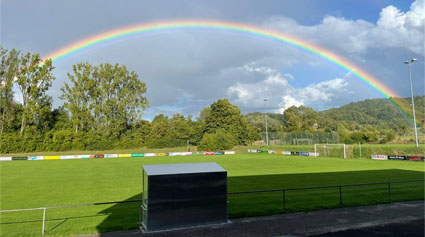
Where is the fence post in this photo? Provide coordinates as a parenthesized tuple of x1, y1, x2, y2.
(388, 183, 391, 202)
(42, 208, 46, 236)
(282, 190, 286, 209)
(339, 186, 342, 205)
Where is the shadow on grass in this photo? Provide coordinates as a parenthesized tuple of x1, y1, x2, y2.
(95, 169, 424, 234)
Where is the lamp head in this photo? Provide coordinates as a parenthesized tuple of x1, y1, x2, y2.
(404, 61, 409, 64)
(411, 58, 418, 62)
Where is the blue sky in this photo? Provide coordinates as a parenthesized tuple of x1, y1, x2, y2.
(1, 0, 424, 120)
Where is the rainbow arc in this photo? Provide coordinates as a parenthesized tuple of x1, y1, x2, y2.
(41, 20, 421, 127)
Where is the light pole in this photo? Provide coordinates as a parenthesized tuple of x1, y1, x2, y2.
(264, 99, 269, 146)
(404, 58, 419, 148)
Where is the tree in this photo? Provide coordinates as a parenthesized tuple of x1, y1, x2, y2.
(283, 106, 319, 132)
(61, 62, 148, 136)
(203, 99, 257, 145)
(60, 62, 94, 133)
(198, 129, 237, 151)
(0, 46, 20, 133)
(14, 52, 54, 136)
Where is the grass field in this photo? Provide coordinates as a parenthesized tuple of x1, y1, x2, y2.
(0, 154, 424, 236)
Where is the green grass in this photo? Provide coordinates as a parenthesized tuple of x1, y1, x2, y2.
(0, 154, 424, 236)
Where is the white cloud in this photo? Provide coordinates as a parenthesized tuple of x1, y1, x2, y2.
(265, 0, 424, 56)
(227, 65, 349, 113)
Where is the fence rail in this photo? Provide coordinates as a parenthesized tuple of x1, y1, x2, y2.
(1, 179, 423, 235)
(229, 179, 424, 208)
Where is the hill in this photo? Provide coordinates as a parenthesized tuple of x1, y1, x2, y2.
(245, 96, 425, 135)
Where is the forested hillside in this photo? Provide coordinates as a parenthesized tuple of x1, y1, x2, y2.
(245, 96, 425, 144)
(320, 97, 424, 131)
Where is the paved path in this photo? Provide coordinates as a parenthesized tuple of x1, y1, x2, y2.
(82, 200, 424, 237)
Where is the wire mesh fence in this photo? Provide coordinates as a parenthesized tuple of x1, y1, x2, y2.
(259, 132, 340, 145)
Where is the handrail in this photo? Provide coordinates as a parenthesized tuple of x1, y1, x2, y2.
(228, 179, 424, 194)
(0, 199, 142, 213)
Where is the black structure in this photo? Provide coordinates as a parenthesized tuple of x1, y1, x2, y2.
(141, 162, 228, 232)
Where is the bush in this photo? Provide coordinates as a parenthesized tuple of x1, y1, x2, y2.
(198, 130, 237, 151)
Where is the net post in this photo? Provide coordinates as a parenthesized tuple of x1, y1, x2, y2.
(42, 208, 46, 235)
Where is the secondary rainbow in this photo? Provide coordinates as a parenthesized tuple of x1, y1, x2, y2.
(42, 20, 417, 123)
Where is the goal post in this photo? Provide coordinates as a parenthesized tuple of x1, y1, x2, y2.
(314, 144, 346, 159)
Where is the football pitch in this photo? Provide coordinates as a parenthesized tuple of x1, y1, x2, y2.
(1, 154, 424, 236)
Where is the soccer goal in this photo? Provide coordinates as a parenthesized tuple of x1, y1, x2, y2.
(314, 144, 346, 159)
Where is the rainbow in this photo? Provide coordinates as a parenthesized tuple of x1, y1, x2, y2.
(42, 20, 419, 125)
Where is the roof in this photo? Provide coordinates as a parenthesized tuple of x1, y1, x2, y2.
(143, 162, 226, 176)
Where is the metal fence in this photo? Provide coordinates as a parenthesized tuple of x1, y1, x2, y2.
(259, 132, 340, 145)
(1, 179, 423, 235)
(229, 179, 424, 209)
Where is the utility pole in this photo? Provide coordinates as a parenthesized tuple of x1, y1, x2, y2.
(264, 99, 269, 146)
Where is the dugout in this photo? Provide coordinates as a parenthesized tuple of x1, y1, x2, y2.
(141, 162, 228, 232)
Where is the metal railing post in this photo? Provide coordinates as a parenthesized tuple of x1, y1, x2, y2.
(388, 183, 391, 202)
(42, 208, 46, 235)
(339, 186, 342, 205)
(282, 190, 286, 209)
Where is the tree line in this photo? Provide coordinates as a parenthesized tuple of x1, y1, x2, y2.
(0, 46, 258, 153)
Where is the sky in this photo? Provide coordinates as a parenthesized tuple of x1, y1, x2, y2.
(1, 0, 424, 120)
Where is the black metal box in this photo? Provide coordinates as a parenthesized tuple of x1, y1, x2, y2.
(141, 162, 228, 232)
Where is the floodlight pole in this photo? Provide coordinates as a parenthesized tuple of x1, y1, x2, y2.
(264, 99, 269, 146)
(405, 59, 419, 148)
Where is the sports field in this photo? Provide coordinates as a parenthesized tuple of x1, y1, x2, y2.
(1, 154, 424, 236)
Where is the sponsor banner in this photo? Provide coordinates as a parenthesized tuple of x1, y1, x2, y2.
(308, 152, 319, 157)
(224, 151, 235, 155)
(299, 152, 309, 156)
(214, 152, 224, 155)
(169, 152, 182, 156)
(90, 155, 95, 158)
(0, 157, 12, 161)
(407, 156, 424, 161)
(59, 155, 75, 160)
(204, 152, 215, 155)
(282, 151, 291, 155)
(104, 154, 118, 158)
(248, 149, 257, 153)
(44, 156, 60, 160)
(12, 156, 28, 161)
(257, 150, 263, 153)
(262, 150, 268, 154)
(144, 153, 156, 157)
(131, 153, 144, 157)
(192, 152, 203, 156)
(268, 150, 275, 154)
(77, 155, 91, 159)
(12, 156, 27, 161)
(181, 152, 193, 156)
(388, 155, 407, 160)
(118, 154, 131, 158)
(291, 151, 300, 155)
(371, 155, 388, 160)
(156, 153, 166, 157)
(28, 156, 45, 160)
(94, 154, 104, 158)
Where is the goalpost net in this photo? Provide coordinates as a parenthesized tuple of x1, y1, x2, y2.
(314, 144, 346, 159)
